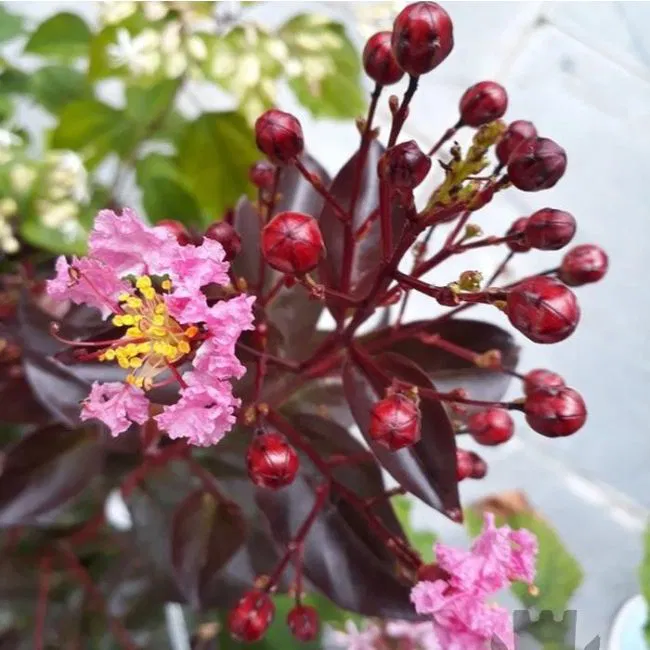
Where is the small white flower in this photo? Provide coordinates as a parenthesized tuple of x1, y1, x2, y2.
(0, 218, 19, 254)
(164, 51, 188, 79)
(187, 35, 208, 61)
(142, 1, 168, 22)
(0, 198, 17, 218)
(0, 128, 21, 149)
(47, 151, 90, 204)
(10, 164, 37, 194)
(39, 200, 79, 229)
(100, 1, 137, 25)
(160, 21, 182, 55)
(107, 28, 161, 77)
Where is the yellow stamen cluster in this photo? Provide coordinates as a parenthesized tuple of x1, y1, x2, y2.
(98, 275, 198, 390)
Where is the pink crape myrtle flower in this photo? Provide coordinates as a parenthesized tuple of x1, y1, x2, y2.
(410, 513, 538, 650)
(328, 621, 385, 650)
(47, 208, 254, 446)
(385, 620, 439, 649)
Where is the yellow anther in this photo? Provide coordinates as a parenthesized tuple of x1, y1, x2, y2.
(152, 314, 165, 327)
(141, 287, 156, 300)
(154, 303, 166, 315)
(118, 292, 130, 302)
(121, 314, 135, 326)
(153, 341, 167, 355)
(112, 315, 124, 326)
(126, 326, 141, 338)
(103, 349, 116, 361)
(161, 279, 172, 290)
(125, 343, 138, 356)
(138, 342, 152, 354)
(129, 357, 143, 369)
(126, 297, 142, 309)
(118, 357, 131, 369)
(150, 326, 166, 338)
(178, 340, 190, 354)
(165, 344, 178, 359)
(185, 326, 199, 338)
(136, 276, 152, 289)
(126, 374, 145, 388)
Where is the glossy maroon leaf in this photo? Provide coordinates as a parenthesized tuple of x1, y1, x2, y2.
(171, 489, 246, 608)
(343, 352, 460, 517)
(257, 478, 419, 620)
(0, 426, 103, 526)
(318, 140, 407, 300)
(366, 318, 520, 409)
(283, 377, 355, 430)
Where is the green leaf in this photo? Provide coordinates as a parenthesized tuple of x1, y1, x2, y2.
(136, 153, 203, 226)
(24, 13, 91, 61)
(640, 521, 650, 643)
(0, 6, 24, 44)
(466, 506, 583, 614)
(392, 495, 437, 562)
(51, 99, 135, 169)
(29, 66, 93, 114)
(280, 14, 365, 119)
(88, 25, 120, 81)
(20, 214, 89, 256)
(0, 67, 31, 94)
(177, 111, 258, 220)
(0, 94, 13, 122)
(125, 80, 179, 124)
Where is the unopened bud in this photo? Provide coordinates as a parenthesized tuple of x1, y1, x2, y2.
(458, 270, 483, 292)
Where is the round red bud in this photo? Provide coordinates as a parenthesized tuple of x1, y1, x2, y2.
(467, 408, 514, 446)
(204, 221, 242, 261)
(496, 120, 537, 167)
(246, 432, 299, 490)
(507, 137, 567, 191)
(525, 386, 586, 437)
(255, 109, 304, 164)
(524, 369, 565, 396)
(459, 81, 508, 127)
(228, 590, 275, 643)
(391, 2, 454, 76)
(469, 451, 488, 479)
(261, 211, 325, 275)
(249, 160, 276, 190)
(456, 449, 473, 481)
(559, 244, 609, 286)
(506, 217, 531, 253)
(379, 140, 432, 191)
(287, 605, 319, 642)
(156, 219, 191, 245)
(524, 208, 576, 251)
(363, 31, 405, 86)
(507, 276, 580, 344)
(369, 393, 421, 451)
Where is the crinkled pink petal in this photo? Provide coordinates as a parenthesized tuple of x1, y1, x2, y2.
(81, 382, 149, 436)
(193, 337, 246, 380)
(164, 290, 211, 325)
(385, 621, 439, 649)
(204, 294, 256, 344)
(164, 237, 229, 292)
(328, 621, 383, 650)
(89, 208, 170, 276)
(411, 580, 449, 616)
(508, 528, 538, 584)
(47, 255, 129, 319)
(154, 372, 240, 446)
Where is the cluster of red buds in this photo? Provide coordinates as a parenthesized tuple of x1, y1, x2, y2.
(214, 1, 609, 640)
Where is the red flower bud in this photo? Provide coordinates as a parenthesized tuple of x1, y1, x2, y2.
(204, 221, 242, 261)
(507, 276, 580, 344)
(246, 432, 299, 490)
(467, 408, 514, 446)
(456, 449, 473, 481)
(496, 120, 537, 167)
(524, 369, 565, 396)
(249, 160, 276, 190)
(524, 208, 576, 251)
(507, 137, 567, 191)
(459, 81, 508, 127)
(261, 211, 325, 275)
(525, 386, 586, 437)
(363, 31, 404, 86)
(391, 2, 454, 76)
(379, 140, 432, 191)
(228, 590, 275, 642)
(255, 109, 304, 164)
(416, 563, 451, 583)
(156, 219, 191, 245)
(287, 605, 319, 642)
(559, 244, 608, 286)
(469, 451, 488, 479)
(506, 217, 531, 253)
(369, 394, 421, 451)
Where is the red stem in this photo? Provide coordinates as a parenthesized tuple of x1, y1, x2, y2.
(427, 121, 462, 156)
(387, 75, 419, 147)
(258, 168, 281, 292)
(379, 177, 392, 263)
(293, 158, 349, 222)
(261, 275, 284, 307)
(236, 341, 299, 372)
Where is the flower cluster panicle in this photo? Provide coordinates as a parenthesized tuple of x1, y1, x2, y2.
(47, 207, 254, 446)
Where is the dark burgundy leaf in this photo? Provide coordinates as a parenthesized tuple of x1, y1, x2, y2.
(257, 477, 418, 620)
(283, 377, 355, 430)
(318, 140, 407, 300)
(366, 318, 520, 409)
(342, 352, 460, 517)
(0, 370, 49, 425)
(0, 426, 103, 526)
(171, 489, 246, 608)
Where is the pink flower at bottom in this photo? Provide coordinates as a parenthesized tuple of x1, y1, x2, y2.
(385, 620, 439, 649)
(81, 382, 149, 435)
(154, 372, 240, 447)
(328, 621, 384, 650)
